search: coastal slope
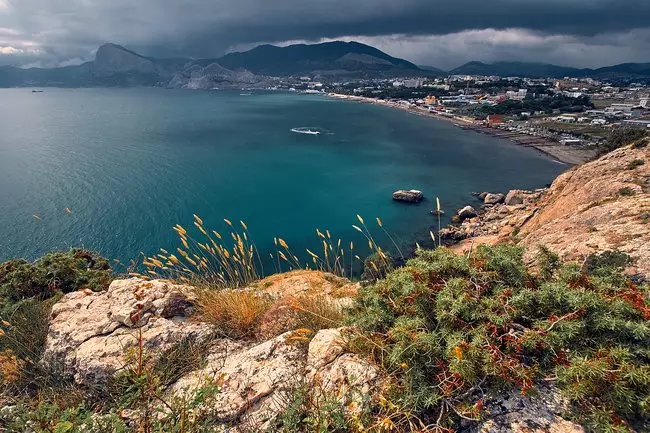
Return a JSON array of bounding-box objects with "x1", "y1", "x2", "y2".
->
[{"x1": 452, "y1": 139, "x2": 650, "y2": 275}]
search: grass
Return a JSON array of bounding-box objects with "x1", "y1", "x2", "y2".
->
[
  {"x1": 196, "y1": 289, "x2": 272, "y2": 339},
  {"x1": 139, "y1": 213, "x2": 409, "y2": 290}
]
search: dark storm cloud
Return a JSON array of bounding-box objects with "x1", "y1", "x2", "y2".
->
[{"x1": 1, "y1": 0, "x2": 649, "y2": 67}]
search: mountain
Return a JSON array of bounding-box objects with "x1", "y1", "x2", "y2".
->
[
  {"x1": 0, "y1": 43, "x2": 192, "y2": 87},
  {"x1": 450, "y1": 61, "x2": 587, "y2": 78},
  {"x1": 592, "y1": 62, "x2": 650, "y2": 79},
  {"x1": 211, "y1": 41, "x2": 421, "y2": 76},
  {"x1": 449, "y1": 60, "x2": 650, "y2": 79}
]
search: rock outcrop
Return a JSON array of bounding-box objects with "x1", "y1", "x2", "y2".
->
[
  {"x1": 451, "y1": 142, "x2": 650, "y2": 275},
  {"x1": 393, "y1": 189, "x2": 424, "y2": 203},
  {"x1": 42, "y1": 278, "x2": 212, "y2": 387}
]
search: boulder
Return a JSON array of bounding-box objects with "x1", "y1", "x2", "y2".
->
[
  {"x1": 505, "y1": 190, "x2": 526, "y2": 206},
  {"x1": 458, "y1": 205, "x2": 478, "y2": 220},
  {"x1": 42, "y1": 278, "x2": 212, "y2": 387},
  {"x1": 484, "y1": 193, "x2": 506, "y2": 205},
  {"x1": 392, "y1": 189, "x2": 424, "y2": 203},
  {"x1": 431, "y1": 209, "x2": 445, "y2": 216}
]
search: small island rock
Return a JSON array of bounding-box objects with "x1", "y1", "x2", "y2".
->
[{"x1": 392, "y1": 189, "x2": 424, "y2": 203}]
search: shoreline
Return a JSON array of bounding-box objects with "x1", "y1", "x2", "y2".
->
[{"x1": 327, "y1": 93, "x2": 597, "y2": 165}]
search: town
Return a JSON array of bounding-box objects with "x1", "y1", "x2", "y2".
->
[{"x1": 276, "y1": 74, "x2": 650, "y2": 164}]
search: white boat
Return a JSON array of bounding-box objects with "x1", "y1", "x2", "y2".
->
[{"x1": 291, "y1": 127, "x2": 321, "y2": 135}]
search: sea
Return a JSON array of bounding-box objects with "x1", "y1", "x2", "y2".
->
[{"x1": 0, "y1": 88, "x2": 566, "y2": 271}]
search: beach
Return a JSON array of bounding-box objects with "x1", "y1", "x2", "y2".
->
[{"x1": 328, "y1": 93, "x2": 598, "y2": 165}]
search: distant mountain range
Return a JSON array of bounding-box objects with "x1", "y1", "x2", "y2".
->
[
  {"x1": 449, "y1": 61, "x2": 650, "y2": 79},
  {"x1": 1, "y1": 41, "x2": 649, "y2": 88}
]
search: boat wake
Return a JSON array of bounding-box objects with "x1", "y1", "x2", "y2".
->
[{"x1": 290, "y1": 127, "x2": 321, "y2": 135}]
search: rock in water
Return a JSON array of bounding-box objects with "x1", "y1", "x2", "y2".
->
[
  {"x1": 484, "y1": 193, "x2": 506, "y2": 205},
  {"x1": 392, "y1": 189, "x2": 424, "y2": 203},
  {"x1": 458, "y1": 205, "x2": 478, "y2": 220}
]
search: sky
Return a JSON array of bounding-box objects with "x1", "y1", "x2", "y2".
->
[{"x1": 1, "y1": 0, "x2": 649, "y2": 69}]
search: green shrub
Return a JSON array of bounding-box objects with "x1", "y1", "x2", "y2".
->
[
  {"x1": 598, "y1": 128, "x2": 648, "y2": 155},
  {"x1": 626, "y1": 159, "x2": 645, "y2": 170},
  {"x1": 618, "y1": 187, "x2": 636, "y2": 197},
  {"x1": 0, "y1": 249, "x2": 111, "y2": 309},
  {"x1": 361, "y1": 252, "x2": 394, "y2": 282},
  {"x1": 347, "y1": 245, "x2": 650, "y2": 432}
]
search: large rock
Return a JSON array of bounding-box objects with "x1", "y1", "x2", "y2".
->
[
  {"x1": 169, "y1": 332, "x2": 304, "y2": 430},
  {"x1": 393, "y1": 189, "x2": 424, "y2": 203},
  {"x1": 505, "y1": 190, "x2": 526, "y2": 206},
  {"x1": 458, "y1": 205, "x2": 478, "y2": 220},
  {"x1": 168, "y1": 328, "x2": 379, "y2": 431},
  {"x1": 43, "y1": 278, "x2": 212, "y2": 387},
  {"x1": 484, "y1": 193, "x2": 506, "y2": 205},
  {"x1": 306, "y1": 329, "x2": 379, "y2": 402}
]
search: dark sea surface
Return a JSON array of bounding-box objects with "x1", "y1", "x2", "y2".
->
[{"x1": 0, "y1": 88, "x2": 566, "y2": 269}]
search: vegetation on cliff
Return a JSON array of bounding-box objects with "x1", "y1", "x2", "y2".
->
[{"x1": 0, "y1": 245, "x2": 648, "y2": 432}]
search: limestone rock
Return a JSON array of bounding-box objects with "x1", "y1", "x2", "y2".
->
[
  {"x1": 393, "y1": 189, "x2": 424, "y2": 203},
  {"x1": 484, "y1": 193, "x2": 506, "y2": 205},
  {"x1": 170, "y1": 332, "x2": 304, "y2": 430},
  {"x1": 306, "y1": 329, "x2": 379, "y2": 405},
  {"x1": 43, "y1": 278, "x2": 211, "y2": 387}
]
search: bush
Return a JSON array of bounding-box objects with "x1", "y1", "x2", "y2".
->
[
  {"x1": 347, "y1": 245, "x2": 650, "y2": 432},
  {"x1": 196, "y1": 289, "x2": 272, "y2": 339},
  {"x1": 0, "y1": 249, "x2": 111, "y2": 309},
  {"x1": 627, "y1": 159, "x2": 646, "y2": 170},
  {"x1": 619, "y1": 187, "x2": 636, "y2": 197},
  {"x1": 599, "y1": 128, "x2": 649, "y2": 155}
]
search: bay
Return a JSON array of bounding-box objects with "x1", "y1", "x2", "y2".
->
[{"x1": 0, "y1": 88, "x2": 565, "y2": 270}]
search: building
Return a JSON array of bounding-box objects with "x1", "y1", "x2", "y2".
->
[
  {"x1": 556, "y1": 115, "x2": 578, "y2": 123},
  {"x1": 404, "y1": 78, "x2": 425, "y2": 88}
]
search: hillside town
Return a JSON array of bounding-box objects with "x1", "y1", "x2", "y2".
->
[{"x1": 279, "y1": 74, "x2": 650, "y2": 164}]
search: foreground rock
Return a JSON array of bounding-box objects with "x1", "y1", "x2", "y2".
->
[
  {"x1": 169, "y1": 328, "x2": 377, "y2": 431},
  {"x1": 393, "y1": 189, "x2": 424, "y2": 203},
  {"x1": 43, "y1": 278, "x2": 211, "y2": 387}
]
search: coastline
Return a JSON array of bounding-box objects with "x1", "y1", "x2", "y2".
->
[{"x1": 327, "y1": 93, "x2": 597, "y2": 165}]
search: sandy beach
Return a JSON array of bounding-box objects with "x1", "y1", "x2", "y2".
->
[{"x1": 328, "y1": 93, "x2": 597, "y2": 165}]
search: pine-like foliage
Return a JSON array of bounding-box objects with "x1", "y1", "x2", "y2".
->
[{"x1": 348, "y1": 245, "x2": 650, "y2": 432}]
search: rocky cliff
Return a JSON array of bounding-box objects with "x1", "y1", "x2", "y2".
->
[{"x1": 450, "y1": 140, "x2": 650, "y2": 276}]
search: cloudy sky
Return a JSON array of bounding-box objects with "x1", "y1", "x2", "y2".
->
[{"x1": 1, "y1": 0, "x2": 649, "y2": 69}]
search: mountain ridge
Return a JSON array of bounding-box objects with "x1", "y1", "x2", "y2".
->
[{"x1": 1, "y1": 41, "x2": 649, "y2": 88}]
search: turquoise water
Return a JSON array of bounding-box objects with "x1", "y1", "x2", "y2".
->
[{"x1": 0, "y1": 88, "x2": 566, "y2": 268}]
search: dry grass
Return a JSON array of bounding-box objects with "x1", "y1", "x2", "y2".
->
[
  {"x1": 291, "y1": 295, "x2": 346, "y2": 332},
  {"x1": 138, "y1": 213, "x2": 408, "y2": 287},
  {"x1": 196, "y1": 290, "x2": 272, "y2": 339}
]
